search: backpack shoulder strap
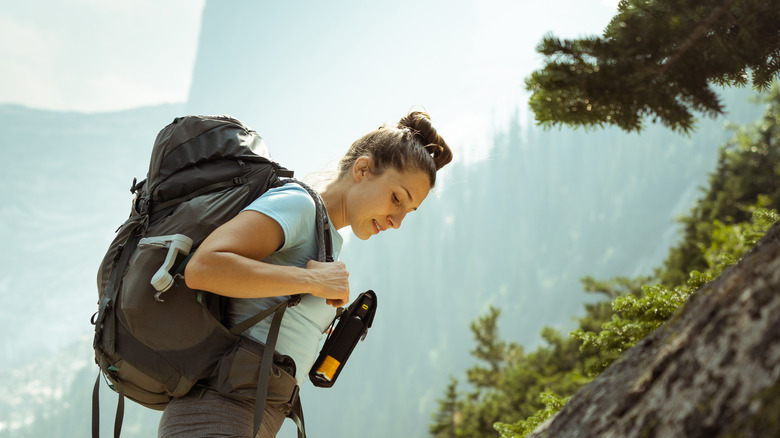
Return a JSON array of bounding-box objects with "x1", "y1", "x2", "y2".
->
[
  {"x1": 284, "y1": 179, "x2": 334, "y2": 262},
  {"x1": 244, "y1": 179, "x2": 327, "y2": 438}
]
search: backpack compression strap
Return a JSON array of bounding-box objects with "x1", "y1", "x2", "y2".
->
[{"x1": 92, "y1": 372, "x2": 124, "y2": 438}]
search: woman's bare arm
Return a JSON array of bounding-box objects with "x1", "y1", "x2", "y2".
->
[{"x1": 184, "y1": 210, "x2": 349, "y2": 306}]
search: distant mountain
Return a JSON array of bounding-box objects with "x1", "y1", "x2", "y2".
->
[
  {"x1": 0, "y1": 104, "x2": 188, "y2": 436},
  {"x1": 0, "y1": 104, "x2": 185, "y2": 372}
]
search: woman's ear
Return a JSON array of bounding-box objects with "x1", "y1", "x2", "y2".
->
[{"x1": 352, "y1": 156, "x2": 374, "y2": 182}]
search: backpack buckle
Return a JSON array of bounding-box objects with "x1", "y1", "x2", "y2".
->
[
  {"x1": 134, "y1": 194, "x2": 151, "y2": 216},
  {"x1": 287, "y1": 294, "x2": 302, "y2": 307}
]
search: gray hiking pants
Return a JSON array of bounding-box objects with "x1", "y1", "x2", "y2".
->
[{"x1": 158, "y1": 388, "x2": 287, "y2": 438}]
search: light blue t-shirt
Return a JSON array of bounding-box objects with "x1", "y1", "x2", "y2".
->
[{"x1": 227, "y1": 184, "x2": 343, "y2": 385}]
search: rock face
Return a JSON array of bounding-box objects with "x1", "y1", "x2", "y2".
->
[{"x1": 528, "y1": 222, "x2": 780, "y2": 438}]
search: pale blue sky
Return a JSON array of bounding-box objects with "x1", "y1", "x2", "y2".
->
[
  {"x1": 0, "y1": 0, "x2": 204, "y2": 111},
  {"x1": 1, "y1": 0, "x2": 620, "y2": 166}
]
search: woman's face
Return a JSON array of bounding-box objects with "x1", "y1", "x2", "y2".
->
[{"x1": 347, "y1": 163, "x2": 431, "y2": 240}]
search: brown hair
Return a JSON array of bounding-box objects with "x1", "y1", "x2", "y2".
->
[{"x1": 337, "y1": 111, "x2": 453, "y2": 187}]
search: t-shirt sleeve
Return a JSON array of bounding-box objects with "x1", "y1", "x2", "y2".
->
[{"x1": 242, "y1": 185, "x2": 317, "y2": 252}]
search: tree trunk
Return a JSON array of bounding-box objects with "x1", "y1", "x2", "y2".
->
[{"x1": 528, "y1": 222, "x2": 780, "y2": 438}]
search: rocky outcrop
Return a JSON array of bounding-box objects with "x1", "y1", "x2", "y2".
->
[{"x1": 528, "y1": 222, "x2": 780, "y2": 437}]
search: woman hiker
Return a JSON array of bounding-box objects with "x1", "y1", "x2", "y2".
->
[{"x1": 158, "y1": 110, "x2": 453, "y2": 437}]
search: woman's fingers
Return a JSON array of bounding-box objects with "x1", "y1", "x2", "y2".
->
[{"x1": 306, "y1": 260, "x2": 350, "y2": 305}]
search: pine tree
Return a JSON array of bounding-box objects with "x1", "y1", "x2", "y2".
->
[
  {"x1": 525, "y1": 0, "x2": 780, "y2": 133},
  {"x1": 429, "y1": 378, "x2": 460, "y2": 438}
]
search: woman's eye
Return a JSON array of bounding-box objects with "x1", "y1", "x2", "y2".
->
[{"x1": 392, "y1": 194, "x2": 400, "y2": 205}]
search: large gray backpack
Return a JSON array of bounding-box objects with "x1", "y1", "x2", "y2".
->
[{"x1": 91, "y1": 115, "x2": 331, "y2": 438}]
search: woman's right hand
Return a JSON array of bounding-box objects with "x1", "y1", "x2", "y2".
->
[{"x1": 306, "y1": 260, "x2": 350, "y2": 307}]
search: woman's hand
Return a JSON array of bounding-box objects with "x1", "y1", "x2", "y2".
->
[{"x1": 306, "y1": 260, "x2": 350, "y2": 307}]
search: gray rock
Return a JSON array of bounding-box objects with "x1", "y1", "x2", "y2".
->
[{"x1": 528, "y1": 221, "x2": 780, "y2": 438}]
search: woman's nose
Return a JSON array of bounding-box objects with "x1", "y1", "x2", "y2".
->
[{"x1": 389, "y1": 211, "x2": 407, "y2": 229}]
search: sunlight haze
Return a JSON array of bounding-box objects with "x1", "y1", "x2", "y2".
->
[{"x1": 1, "y1": 0, "x2": 618, "y2": 165}]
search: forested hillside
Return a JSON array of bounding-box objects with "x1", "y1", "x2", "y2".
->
[{"x1": 429, "y1": 86, "x2": 780, "y2": 437}]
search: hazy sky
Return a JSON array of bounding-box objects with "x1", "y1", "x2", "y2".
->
[
  {"x1": 1, "y1": 0, "x2": 621, "y2": 164},
  {"x1": 1, "y1": 0, "x2": 204, "y2": 112}
]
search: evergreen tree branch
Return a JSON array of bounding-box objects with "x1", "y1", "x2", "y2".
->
[
  {"x1": 525, "y1": 0, "x2": 780, "y2": 133},
  {"x1": 650, "y1": 0, "x2": 738, "y2": 84}
]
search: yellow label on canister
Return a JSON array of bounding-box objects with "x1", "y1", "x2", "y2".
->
[{"x1": 315, "y1": 355, "x2": 341, "y2": 381}]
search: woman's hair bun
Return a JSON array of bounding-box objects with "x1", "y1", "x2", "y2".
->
[{"x1": 398, "y1": 111, "x2": 453, "y2": 171}]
